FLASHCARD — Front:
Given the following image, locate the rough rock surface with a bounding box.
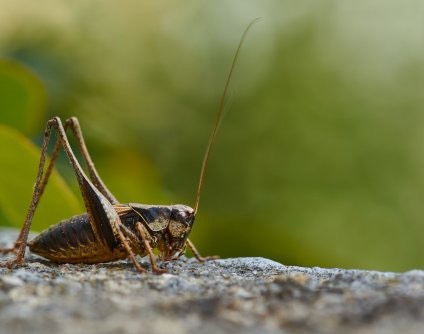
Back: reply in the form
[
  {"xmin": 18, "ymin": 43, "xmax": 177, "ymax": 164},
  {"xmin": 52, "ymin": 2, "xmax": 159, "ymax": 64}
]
[{"xmin": 0, "ymin": 229, "xmax": 423, "ymax": 334}]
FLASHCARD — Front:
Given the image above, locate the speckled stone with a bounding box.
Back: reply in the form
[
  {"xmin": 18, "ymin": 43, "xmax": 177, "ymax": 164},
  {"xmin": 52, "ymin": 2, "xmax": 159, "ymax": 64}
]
[{"xmin": 0, "ymin": 228, "xmax": 423, "ymax": 334}]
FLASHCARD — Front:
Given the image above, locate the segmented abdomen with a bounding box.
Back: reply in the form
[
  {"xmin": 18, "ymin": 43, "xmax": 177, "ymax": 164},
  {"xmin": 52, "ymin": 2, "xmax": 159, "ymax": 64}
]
[{"xmin": 28, "ymin": 214, "xmax": 125, "ymax": 263}]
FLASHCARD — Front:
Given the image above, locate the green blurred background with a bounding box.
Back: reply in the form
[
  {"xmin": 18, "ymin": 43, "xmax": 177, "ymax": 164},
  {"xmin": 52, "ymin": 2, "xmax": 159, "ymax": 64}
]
[{"xmin": 1, "ymin": 1, "xmax": 424, "ymax": 271}]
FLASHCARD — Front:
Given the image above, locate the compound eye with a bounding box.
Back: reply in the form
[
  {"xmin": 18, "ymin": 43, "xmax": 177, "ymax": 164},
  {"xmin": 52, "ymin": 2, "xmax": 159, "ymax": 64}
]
[{"xmin": 169, "ymin": 221, "xmax": 188, "ymax": 238}]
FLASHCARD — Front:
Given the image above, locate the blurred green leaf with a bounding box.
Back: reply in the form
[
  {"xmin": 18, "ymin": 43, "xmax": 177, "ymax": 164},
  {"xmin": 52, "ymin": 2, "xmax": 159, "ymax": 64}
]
[
  {"xmin": 94, "ymin": 149, "xmax": 168, "ymax": 205},
  {"xmin": 0, "ymin": 125, "xmax": 82, "ymax": 231},
  {"xmin": 0, "ymin": 60, "xmax": 46, "ymax": 135}
]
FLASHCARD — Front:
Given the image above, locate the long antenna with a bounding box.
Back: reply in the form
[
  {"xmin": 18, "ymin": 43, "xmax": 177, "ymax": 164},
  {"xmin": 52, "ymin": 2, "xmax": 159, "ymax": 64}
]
[{"xmin": 193, "ymin": 18, "xmax": 260, "ymax": 214}]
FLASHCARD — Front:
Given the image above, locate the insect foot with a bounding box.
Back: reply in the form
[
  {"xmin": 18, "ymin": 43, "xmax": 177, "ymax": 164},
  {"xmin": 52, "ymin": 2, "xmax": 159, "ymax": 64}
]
[
  {"xmin": 186, "ymin": 239, "xmax": 219, "ymax": 262},
  {"xmin": 0, "ymin": 240, "xmax": 26, "ymax": 269}
]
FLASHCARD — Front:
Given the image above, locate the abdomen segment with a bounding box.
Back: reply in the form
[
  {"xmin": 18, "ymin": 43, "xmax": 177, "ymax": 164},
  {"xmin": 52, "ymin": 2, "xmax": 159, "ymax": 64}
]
[{"xmin": 28, "ymin": 214, "xmax": 125, "ymax": 263}]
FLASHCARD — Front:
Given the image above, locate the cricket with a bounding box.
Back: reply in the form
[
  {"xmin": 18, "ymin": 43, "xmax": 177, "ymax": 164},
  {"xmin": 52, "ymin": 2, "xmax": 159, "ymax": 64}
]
[{"xmin": 0, "ymin": 20, "xmax": 258, "ymax": 274}]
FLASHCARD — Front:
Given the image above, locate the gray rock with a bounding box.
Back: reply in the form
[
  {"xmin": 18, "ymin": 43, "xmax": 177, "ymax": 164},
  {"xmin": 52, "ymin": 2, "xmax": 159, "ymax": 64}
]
[{"xmin": 0, "ymin": 228, "xmax": 423, "ymax": 334}]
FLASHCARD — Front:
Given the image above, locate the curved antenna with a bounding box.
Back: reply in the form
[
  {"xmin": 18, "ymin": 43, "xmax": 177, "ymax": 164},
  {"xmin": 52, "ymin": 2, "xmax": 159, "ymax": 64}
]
[{"xmin": 193, "ymin": 18, "xmax": 261, "ymax": 214}]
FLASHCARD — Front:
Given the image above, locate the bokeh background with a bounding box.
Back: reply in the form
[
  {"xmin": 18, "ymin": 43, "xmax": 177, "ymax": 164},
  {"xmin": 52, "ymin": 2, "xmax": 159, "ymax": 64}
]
[{"xmin": 1, "ymin": 1, "xmax": 424, "ymax": 271}]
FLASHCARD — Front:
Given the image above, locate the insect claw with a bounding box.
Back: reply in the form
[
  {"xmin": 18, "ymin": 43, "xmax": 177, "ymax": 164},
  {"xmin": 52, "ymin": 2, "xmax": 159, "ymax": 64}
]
[
  {"xmin": 6, "ymin": 261, "xmax": 16, "ymax": 270},
  {"xmin": 132, "ymin": 263, "xmax": 146, "ymax": 274},
  {"xmin": 152, "ymin": 267, "xmax": 167, "ymax": 275},
  {"xmin": 0, "ymin": 258, "xmax": 21, "ymax": 269},
  {"xmin": 196, "ymin": 255, "xmax": 220, "ymax": 263},
  {"xmin": 185, "ymin": 239, "xmax": 219, "ymax": 263},
  {"xmin": 0, "ymin": 248, "xmax": 17, "ymax": 254}
]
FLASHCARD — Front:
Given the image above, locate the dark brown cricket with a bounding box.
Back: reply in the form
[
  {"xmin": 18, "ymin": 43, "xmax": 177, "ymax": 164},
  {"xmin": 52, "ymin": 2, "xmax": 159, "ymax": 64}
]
[{"xmin": 0, "ymin": 19, "xmax": 259, "ymax": 273}]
